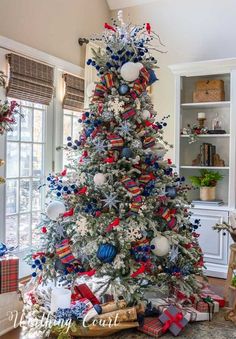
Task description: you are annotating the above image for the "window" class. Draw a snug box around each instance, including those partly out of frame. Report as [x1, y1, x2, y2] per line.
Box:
[63, 109, 82, 165]
[5, 100, 46, 250]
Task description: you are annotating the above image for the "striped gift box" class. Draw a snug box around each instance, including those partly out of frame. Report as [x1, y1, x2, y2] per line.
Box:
[138, 317, 164, 337]
[0, 255, 19, 294]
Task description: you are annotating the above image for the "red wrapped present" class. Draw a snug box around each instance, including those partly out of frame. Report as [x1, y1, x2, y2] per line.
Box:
[76, 284, 100, 305]
[138, 317, 164, 337]
[195, 297, 219, 314]
[159, 305, 188, 336]
[0, 255, 19, 294]
[200, 287, 225, 308]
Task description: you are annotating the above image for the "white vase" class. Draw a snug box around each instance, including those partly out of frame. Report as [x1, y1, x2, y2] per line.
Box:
[51, 287, 71, 313]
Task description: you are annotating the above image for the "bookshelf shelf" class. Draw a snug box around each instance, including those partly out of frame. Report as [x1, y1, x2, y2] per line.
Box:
[181, 101, 230, 109]
[180, 166, 229, 170]
[181, 134, 230, 138]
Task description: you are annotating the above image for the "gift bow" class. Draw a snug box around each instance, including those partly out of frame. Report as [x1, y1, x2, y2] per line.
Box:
[92, 73, 114, 103]
[162, 310, 184, 333]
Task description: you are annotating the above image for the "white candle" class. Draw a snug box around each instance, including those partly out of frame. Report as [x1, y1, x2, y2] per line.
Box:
[198, 112, 206, 119]
[51, 287, 71, 313]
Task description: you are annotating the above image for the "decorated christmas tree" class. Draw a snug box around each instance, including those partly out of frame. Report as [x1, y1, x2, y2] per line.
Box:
[22, 12, 205, 337]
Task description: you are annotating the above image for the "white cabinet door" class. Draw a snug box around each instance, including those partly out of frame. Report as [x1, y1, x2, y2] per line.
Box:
[190, 209, 229, 266]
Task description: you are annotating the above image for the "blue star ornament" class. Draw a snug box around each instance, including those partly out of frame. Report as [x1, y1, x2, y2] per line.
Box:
[101, 192, 120, 210]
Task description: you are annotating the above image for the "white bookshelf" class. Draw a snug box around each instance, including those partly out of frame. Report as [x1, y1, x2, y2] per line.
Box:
[170, 58, 236, 278]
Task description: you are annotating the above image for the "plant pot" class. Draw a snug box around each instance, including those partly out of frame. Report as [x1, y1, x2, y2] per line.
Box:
[200, 186, 216, 201]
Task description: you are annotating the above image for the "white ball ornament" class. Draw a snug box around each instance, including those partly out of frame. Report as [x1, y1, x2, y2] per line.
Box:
[120, 62, 140, 82]
[46, 201, 66, 221]
[94, 173, 106, 186]
[150, 236, 170, 256]
[142, 110, 151, 120]
[135, 62, 143, 72]
[86, 82, 96, 98]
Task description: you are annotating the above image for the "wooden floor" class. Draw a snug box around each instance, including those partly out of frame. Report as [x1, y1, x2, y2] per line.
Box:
[0, 277, 226, 339]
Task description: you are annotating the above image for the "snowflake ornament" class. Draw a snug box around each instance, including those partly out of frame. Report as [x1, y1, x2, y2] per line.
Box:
[102, 111, 113, 121]
[126, 227, 142, 242]
[117, 121, 132, 137]
[93, 139, 107, 154]
[108, 98, 125, 116]
[113, 253, 126, 270]
[101, 192, 120, 210]
[131, 139, 142, 149]
[76, 217, 88, 236]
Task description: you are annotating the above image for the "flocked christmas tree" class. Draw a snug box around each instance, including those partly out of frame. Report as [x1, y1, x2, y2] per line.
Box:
[24, 12, 205, 327]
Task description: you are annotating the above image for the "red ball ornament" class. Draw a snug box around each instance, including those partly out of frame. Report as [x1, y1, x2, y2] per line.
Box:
[167, 159, 172, 165]
[41, 227, 47, 233]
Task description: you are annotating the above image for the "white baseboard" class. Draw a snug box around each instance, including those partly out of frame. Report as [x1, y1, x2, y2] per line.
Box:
[204, 262, 228, 279]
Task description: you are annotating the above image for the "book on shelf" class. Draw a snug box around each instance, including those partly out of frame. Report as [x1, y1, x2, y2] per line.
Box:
[200, 143, 216, 166]
[192, 199, 224, 206]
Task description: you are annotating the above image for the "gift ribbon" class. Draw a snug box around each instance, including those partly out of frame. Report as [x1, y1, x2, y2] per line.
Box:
[121, 176, 143, 215]
[130, 67, 150, 100]
[92, 67, 150, 104]
[161, 310, 184, 333]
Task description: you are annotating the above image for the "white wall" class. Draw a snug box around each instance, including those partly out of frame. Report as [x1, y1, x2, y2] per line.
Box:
[115, 0, 236, 157]
[0, 0, 110, 67]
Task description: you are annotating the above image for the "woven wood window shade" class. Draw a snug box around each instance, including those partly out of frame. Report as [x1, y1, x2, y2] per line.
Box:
[6, 53, 54, 105]
[63, 74, 84, 111]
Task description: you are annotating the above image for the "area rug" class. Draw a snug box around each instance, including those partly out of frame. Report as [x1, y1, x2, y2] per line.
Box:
[87, 310, 236, 339]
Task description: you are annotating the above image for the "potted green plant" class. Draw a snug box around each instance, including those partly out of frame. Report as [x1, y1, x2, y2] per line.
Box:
[189, 169, 223, 201]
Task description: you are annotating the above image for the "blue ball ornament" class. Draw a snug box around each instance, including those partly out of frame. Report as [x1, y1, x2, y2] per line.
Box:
[148, 69, 158, 85]
[121, 147, 133, 159]
[97, 243, 117, 263]
[118, 84, 129, 95]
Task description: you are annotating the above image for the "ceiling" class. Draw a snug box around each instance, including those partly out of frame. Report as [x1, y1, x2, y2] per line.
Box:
[106, 0, 158, 10]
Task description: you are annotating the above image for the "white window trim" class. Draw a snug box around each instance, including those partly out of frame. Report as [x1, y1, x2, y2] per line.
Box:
[0, 36, 84, 277]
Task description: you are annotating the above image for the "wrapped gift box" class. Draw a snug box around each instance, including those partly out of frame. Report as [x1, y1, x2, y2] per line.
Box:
[138, 317, 164, 338]
[0, 255, 19, 294]
[200, 287, 225, 308]
[149, 298, 212, 322]
[159, 305, 188, 336]
[75, 284, 100, 305]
